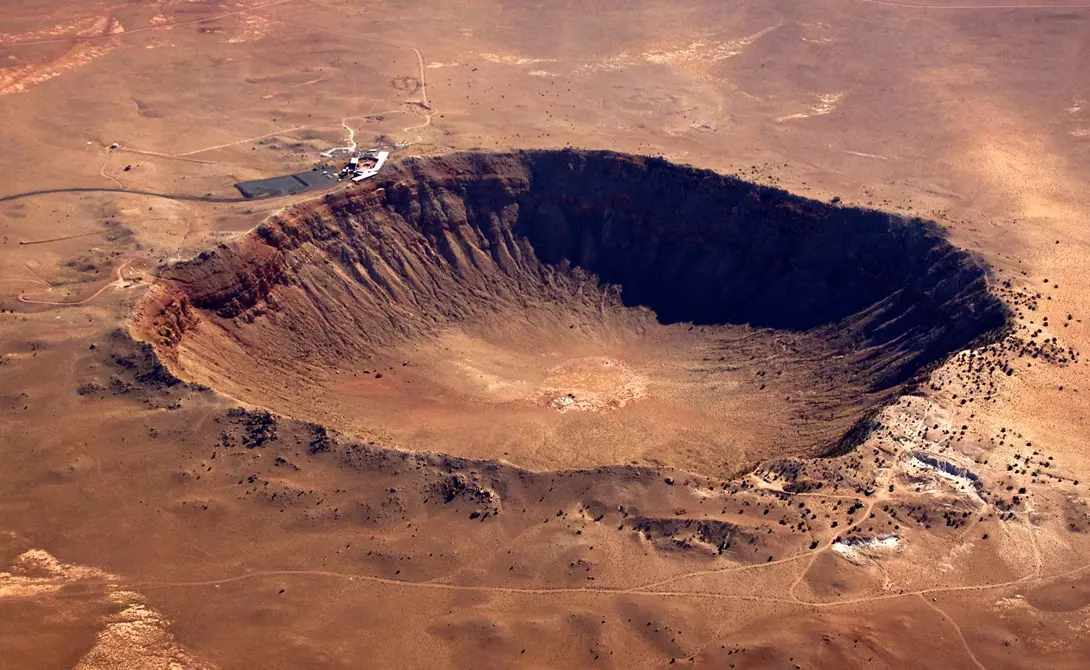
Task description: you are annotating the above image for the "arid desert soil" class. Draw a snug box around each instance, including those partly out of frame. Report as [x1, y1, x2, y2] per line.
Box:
[2, 1, 1090, 668]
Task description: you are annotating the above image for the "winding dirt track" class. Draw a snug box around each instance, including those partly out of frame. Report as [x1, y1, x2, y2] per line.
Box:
[15, 260, 132, 306]
[289, 14, 437, 147]
[919, 594, 988, 670]
[787, 501, 878, 602]
[98, 148, 124, 189]
[17, 550, 1079, 611]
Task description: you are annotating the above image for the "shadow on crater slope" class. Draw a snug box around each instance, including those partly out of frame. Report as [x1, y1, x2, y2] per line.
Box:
[135, 150, 1008, 474]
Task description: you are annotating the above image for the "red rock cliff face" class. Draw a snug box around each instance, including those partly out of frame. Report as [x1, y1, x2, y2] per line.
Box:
[135, 149, 1008, 395]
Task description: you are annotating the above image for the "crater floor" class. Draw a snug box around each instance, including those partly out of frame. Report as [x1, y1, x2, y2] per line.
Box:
[136, 150, 1007, 474]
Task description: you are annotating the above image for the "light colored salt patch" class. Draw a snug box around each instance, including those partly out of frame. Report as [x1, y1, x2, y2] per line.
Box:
[992, 595, 1031, 613]
[75, 16, 112, 38]
[908, 455, 981, 499]
[539, 357, 648, 412]
[643, 41, 707, 65]
[0, 577, 66, 598]
[1068, 99, 1085, 114]
[448, 360, 533, 402]
[227, 13, 276, 44]
[749, 473, 786, 493]
[1069, 618, 1090, 638]
[427, 62, 460, 69]
[869, 395, 988, 500]
[0, 549, 108, 598]
[478, 52, 557, 66]
[798, 21, 833, 45]
[1, 550, 212, 668]
[642, 24, 781, 66]
[0, 40, 117, 95]
[528, 70, 561, 78]
[1071, 128, 1089, 138]
[576, 53, 634, 72]
[832, 544, 860, 561]
[881, 396, 953, 451]
[842, 150, 888, 160]
[550, 395, 575, 409]
[776, 92, 844, 123]
[75, 595, 214, 670]
[814, 92, 843, 112]
[11, 548, 106, 580]
[831, 535, 900, 564]
[0, 16, 102, 43]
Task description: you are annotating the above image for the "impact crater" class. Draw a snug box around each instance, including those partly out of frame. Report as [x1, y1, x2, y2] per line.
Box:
[135, 150, 1008, 474]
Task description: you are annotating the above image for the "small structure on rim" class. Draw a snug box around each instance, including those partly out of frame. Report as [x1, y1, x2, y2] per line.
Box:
[339, 149, 389, 183]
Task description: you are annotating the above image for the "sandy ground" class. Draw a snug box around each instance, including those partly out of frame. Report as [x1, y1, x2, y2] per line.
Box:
[2, 0, 1090, 667]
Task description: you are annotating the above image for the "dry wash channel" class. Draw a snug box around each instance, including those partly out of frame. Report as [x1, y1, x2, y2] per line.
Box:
[135, 150, 1008, 474]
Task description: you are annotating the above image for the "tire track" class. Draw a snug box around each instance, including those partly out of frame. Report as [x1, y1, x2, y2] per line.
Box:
[15, 260, 133, 306]
[919, 594, 988, 670]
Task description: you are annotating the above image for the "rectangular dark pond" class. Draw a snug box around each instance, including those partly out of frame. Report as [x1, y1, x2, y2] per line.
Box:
[235, 169, 336, 199]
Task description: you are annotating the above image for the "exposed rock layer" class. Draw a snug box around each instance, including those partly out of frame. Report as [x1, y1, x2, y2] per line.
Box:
[136, 150, 1008, 472]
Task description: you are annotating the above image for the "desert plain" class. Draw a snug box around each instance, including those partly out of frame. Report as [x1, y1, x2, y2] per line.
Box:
[2, 0, 1090, 668]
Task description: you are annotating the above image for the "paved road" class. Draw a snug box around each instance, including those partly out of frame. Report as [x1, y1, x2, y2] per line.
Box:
[0, 186, 306, 204]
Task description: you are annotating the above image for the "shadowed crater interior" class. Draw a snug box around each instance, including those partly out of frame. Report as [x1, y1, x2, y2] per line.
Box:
[136, 150, 1008, 474]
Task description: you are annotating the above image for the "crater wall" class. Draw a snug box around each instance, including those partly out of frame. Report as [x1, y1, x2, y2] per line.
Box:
[135, 150, 1008, 472]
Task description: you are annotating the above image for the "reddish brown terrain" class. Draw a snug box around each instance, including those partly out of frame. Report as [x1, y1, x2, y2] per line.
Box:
[2, 1, 1090, 668]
